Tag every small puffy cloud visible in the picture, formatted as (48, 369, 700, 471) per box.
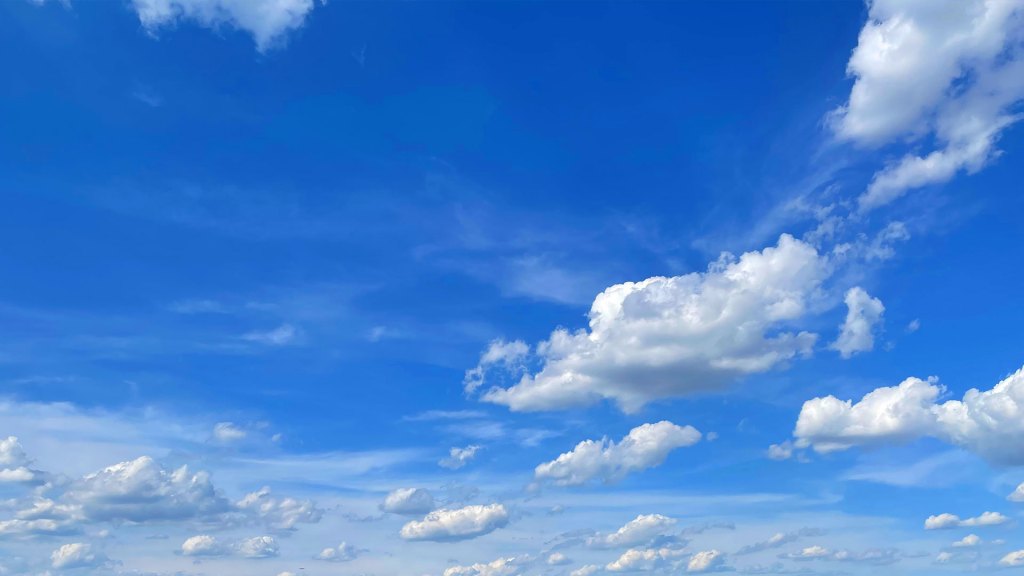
(952, 534, 981, 547)
(440, 445, 482, 470)
(687, 550, 724, 573)
(443, 556, 526, 576)
(1002, 550, 1024, 567)
(1009, 482, 1024, 502)
(236, 486, 323, 529)
(381, 488, 435, 515)
(547, 552, 571, 565)
(587, 514, 678, 549)
(181, 534, 227, 557)
(212, 422, 247, 443)
(793, 364, 1024, 464)
(831, 0, 1024, 211)
(399, 503, 509, 542)
(130, 0, 321, 52)
(606, 547, 687, 572)
(925, 512, 1008, 530)
(50, 543, 110, 570)
(474, 235, 829, 412)
(242, 324, 299, 346)
(316, 541, 360, 562)
(766, 442, 793, 461)
(830, 287, 884, 358)
(535, 422, 701, 486)
(464, 339, 530, 394)
(238, 535, 279, 558)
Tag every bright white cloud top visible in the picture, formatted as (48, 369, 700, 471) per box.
(535, 422, 701, 486)
(831, 287, 884, 358)
(792, 364, 1024, 463)
(832, 0, 1024, 210)
(475, 234, 829, 412)
(399, 503, 510, 542)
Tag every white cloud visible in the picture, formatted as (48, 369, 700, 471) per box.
(50, 542, 109, 570)
(238, 535, 279, 558)
(793, 364, 1024, 464)
(67, 456, 230, 522)
(316, 541, 360, 562)
(571, 565, 601, 576)
(830, 287, 884, 358)
(1009, 482, 1024, 502)
(475, 235, 829, 412)
(687, 550, 724, 573)
(443, 556, 525, 576)
(736, 529, 824, 555)
(236, 486, 323, 529)
(925, 511, 1008, 530)
(0, 437, 42, 484)
(381, 488, 435, 515)
(1002, 550, 1024, 567)
(181, 534, 227, 557)
(242, 323, 299, 346)
(831, 0, 1024, 210)
(547, 552, 571, 565)
(586, 514, 678, 549)
(464, 339, 530, 394)
(130, 0, 321, 52)
(535, 422, 701, 486)
(399, 503, 509, 542)
(213, 422, 247, 443)
(606, 546, 687, 572)
(781, 546, 901, 565)
(766, 442, 793, 461)
(439, 445, 481, 470)
(952, 534, 981, 547)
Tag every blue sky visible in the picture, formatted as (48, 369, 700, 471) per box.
(1, 0, 1024, 574)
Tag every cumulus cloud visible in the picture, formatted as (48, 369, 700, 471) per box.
(831, 0, 1024, 210)
(924, 511, 1008, 530)
(1009, 482, 1024, 502)
(316, 541, 360, 562)
(464, 339, 530, 395)
(440, 445, 482, 470)
(586, 514, 679, 549)
(547, 552, 571, 565)
(792, 364, 1024, 464)
(687, 550, 725, 573)
(535, 422, 701, 486)
(605, 546, 687, 572)
(66, 456, 230, 522)
(443, 556, 526, 576)
(472, 235, 829, 412)
(399, 503, 509, 542)
(830, 287, 884, 358)
(381, 488, 435, 515)
(1002, 550, 1024, 567)
(181, 534, 227, 557)
(50, 542, 110, 570)
(952, 534, 981, 547)
(238, 535, 279, 558)
(0, 437, 43, 485)
(130, 0, 321, 52)
(766, 442, 794, 461)
(236, 486, 323, 529)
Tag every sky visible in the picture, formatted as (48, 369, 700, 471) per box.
(1, 0, 1024, 574)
